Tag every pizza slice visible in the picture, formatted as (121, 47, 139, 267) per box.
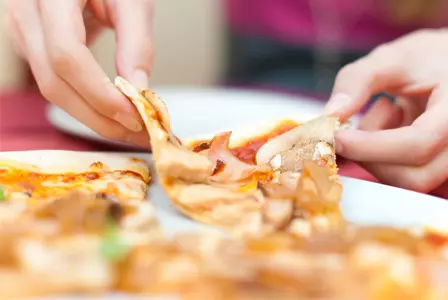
(117, 227, 448, 299)
(0, 151, 159, 298)
(0, 150, 150, 205)
(115, 77, 343, 236)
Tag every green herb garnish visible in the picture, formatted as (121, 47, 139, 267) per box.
(100, 217, 129, 263)
(0, 185, 5, 201)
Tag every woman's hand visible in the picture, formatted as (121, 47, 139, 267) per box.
(4, 0, 154, 147)
(325, 29, 448, 193)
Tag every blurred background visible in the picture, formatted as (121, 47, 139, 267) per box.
(1, 0, 446, 150)
(2, 0, 444, 92)
(0, 0, 225, 90)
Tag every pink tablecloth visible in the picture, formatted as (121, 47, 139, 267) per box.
(1, 89, 447, 199)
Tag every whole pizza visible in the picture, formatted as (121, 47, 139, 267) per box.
(0, 77, 447, 299)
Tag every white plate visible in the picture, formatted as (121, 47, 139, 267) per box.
(46, 86, 335, 147)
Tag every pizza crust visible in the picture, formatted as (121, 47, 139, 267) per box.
(0, 150, 151, 183)
(0, 150, 152, 205)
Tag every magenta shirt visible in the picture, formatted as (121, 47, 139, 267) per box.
(225, 0, 448, 51)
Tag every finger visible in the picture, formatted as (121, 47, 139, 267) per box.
(336, 87, 448, 165)
(16, 0, 148, 146)
(359, 97, 403, 131)
(38, 0, 143, 132)
(83, 9, 105, 45)
(4, 0, 29, 58)
(361, 149, 448, 193)
(325, 45, 407, 120)
(109, 0, 154, 88)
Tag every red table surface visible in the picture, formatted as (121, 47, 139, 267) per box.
(1, 89, 447, 199)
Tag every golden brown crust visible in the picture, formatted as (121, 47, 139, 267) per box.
(0, 151, 151, 182)
(0, 151, 151, 206)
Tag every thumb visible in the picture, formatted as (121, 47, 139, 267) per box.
(109, 0, 154, 88)
(325, 46, 407, 121)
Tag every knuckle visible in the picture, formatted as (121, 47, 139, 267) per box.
(335, 60, 374, 89)
(49, 45, 76, 74)
(413, 132, 445, 165)
(412, 147, 434, 166)
(380, 166, 433, 193)
(401, 172, 433, 193)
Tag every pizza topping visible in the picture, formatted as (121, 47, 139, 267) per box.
(0, 185, 5, 201)
(101, 218, 130, 263)
(32, 191, 109, 234)
(229, 120, 299, 164)
(295, 161, 342, 216)
(208, 132, 270, 182)
(31, 191, 134, 234)
(89, 161, 105, 169)
(211, 160, 226, 176)
(96, 192, 120, 203)
(262, 199, 294, 230)
(255, 116, 338, 172)
(239, 177, 259, 193)
(85, 172, 101, 181)
(192, 141, 211, 153)
(119, 201, 158, 241)
(17, 236, 114, 292)
(18, 180, 34, 191)
(108, 202, 125, 223)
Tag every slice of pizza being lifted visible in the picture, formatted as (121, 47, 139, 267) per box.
(115, 77, 343, 236)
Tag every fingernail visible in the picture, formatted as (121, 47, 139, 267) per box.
(114, 113, 143, 132)
(324, 93, 353, 115)
(335, 141, 344, 154)
(132, 69, 149, 88)
(334, 131, 344, 154)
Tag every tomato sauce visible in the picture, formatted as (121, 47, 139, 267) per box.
(424, 231, 448, 247)
(230, 120, 300, 164)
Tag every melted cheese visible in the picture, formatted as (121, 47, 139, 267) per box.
(0, 159, 41, 173)
(0, 169, 148, 204)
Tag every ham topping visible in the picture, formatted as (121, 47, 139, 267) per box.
(207, 132, 271, 182)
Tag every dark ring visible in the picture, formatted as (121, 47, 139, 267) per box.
(370, 92, 396, 104)
(361, 92, 396, 114)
